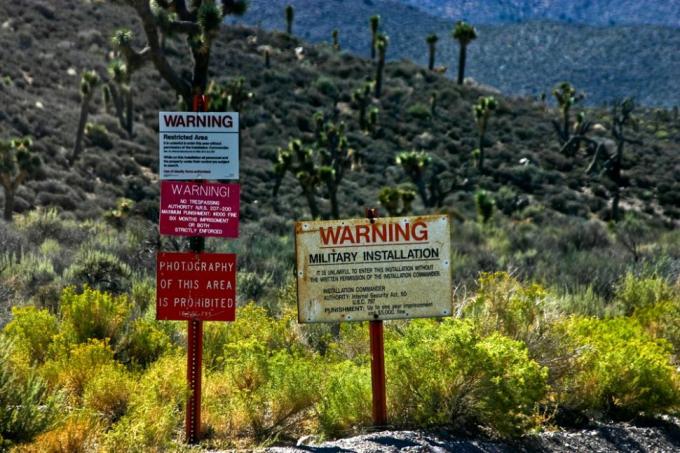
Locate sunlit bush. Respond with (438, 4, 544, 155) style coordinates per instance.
(63, 250, 132, 294)
(59, 286, 131, 345)
(3, 306, 58, 364)
(387, 319, 548, 436)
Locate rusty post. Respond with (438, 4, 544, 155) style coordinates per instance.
(185, 94, 208, 444)
(366, 208, 387, 427)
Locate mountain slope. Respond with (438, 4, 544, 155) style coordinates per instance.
(397, 0, 680, 27)
(235, 0, 680, 106)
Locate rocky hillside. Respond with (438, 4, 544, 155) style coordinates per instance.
(235, 0, 680, 106)
(1, 0, 679, 227)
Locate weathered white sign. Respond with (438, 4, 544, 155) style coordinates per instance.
(295, 215, 452, 323)
(158, 112, 239, 180)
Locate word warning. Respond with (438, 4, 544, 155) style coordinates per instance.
(159, 111, 239, 180)
(159, 181, 240, 238)
(295, 215, 452, 323)
(156, 252, 237, 321)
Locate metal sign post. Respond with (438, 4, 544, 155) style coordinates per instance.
(366, 208, 387, 427)
(186, 94, 207, 444)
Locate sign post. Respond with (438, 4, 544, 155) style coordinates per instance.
(156, 95, 240, 445)
(295, 212, 452, 428)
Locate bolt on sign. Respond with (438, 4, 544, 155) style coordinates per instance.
(159, 181, 240, 238)
(159, 112, 239, 180)
(156, 252, 237, 321)
(295, 215, 452, 323)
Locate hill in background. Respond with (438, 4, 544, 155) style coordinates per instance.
(397, 0, 680, 27)
(234, 0, 680, 106)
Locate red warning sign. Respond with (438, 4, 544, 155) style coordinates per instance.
(159, 181, 239, 238)
(156, 252, 237, 321)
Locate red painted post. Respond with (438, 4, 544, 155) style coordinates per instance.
(366, 208, 387, 426)
(186, 318, 203, 443)
(186, 94, 208, 444)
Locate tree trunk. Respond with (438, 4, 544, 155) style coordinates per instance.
(375, 56, 384, 98)
(109, 83, 126, 130)
(72, 93, 92, 164)
(563, 107, 570, 143)
(359, 104, 366, 130)
(478, 132, 485, 173)
(428, 44, 435, 71)
(371, 34, 376, 60)
(3, 185, 14, 222)
(328, 181, 339, 220)
(611, 142, 623, 221)
(125, 86, 134, 137)
(457, 44, 467, 85)
(304, 189, 319, 219)
(415, 176, 429, 208)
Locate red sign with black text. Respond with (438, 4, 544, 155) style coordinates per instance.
(159, 181, 239, 238)
(156, 252, 237, 321)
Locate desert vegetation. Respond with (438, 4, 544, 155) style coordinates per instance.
(0, 0, 679, 451)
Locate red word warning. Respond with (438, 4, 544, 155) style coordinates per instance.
(156, 252, 237, 321)
(159, 181, 239, 238)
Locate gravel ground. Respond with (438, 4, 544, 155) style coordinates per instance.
(266, 417, 680, 452)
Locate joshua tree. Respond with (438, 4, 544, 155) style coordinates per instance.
(379, 185, 416, 216)
(475, 190, 495, 224)
(426, 33, 438, 71)
(370, 15, 380, 59)
(452, 21, 477, 85)
(351, 82, 373, 131)
(111, 0, 248, 107)
(206, 77, 253, 112)
(285, 5, 294, 35)
(368, 106, 380, 137)
(586, 98, 642, 221)
(332, 29, 340, 51)
(473, 96, 498, 172)
(552, 81, 585, 149)
(72, 70, 100, 164)
(396, 150, 455, 208)
(0, 138, 41, 221)
(274, 114, 360, 219)
(374, 34, 388, 98)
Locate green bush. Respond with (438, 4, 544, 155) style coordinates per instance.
(3, 306, 58, 364)
(117, 318, 173, 369)
(317, 361, 372, 437)
(59, 286, 131, 345)
(387, 319, 548, 436)
(406, 103, 431, 120)
(63, 250, 132, 295)
(83, 365, 134, 424)
(0, 337, 59, 446)
(556, 316, 680, 417)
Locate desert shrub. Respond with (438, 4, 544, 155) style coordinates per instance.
(237, 271, 274, 303)
(613, 273, 676, 316)
(59, 286, 131, 345)
(117, 318, 172, 369)
(13, 413, 101, 453)
(63, 250, 132, 294)
(317, 361, 372, 437)
(387, 319, 548, 436)
(462, 272, 547, 342)
(406, 103, 431, 120)
(313, 76, 338, 98)
(0, 252, 57, 300)
(3, 306, 59, 364)
(551, 286, 609, 318)
(82, 365, 134, 424)
(41, 339, 117, 401)
(556, 316, 680, 417)
(84, 123, 113, 150)
(209, 345, 321, 443)
(0, 337, 59, 446)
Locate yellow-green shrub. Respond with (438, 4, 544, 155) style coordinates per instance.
(59, 286, 131, 345)
(41, 339, 117, 400)
(556, 316, 680, 417)
(0, 337, 60, 446)
(317, 361, 372, 437)
(13, 412, 102, 453)
(614, 273, 677, 316)
(83, 365, 135, 424)
(117, 318, 173, 369)
(3, 306, 58, 364)
(463, 272, 547, 341)
(210, 342, 320, 442)
(387, 319, 548, 436)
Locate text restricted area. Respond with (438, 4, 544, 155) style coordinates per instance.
(295, 215, 452, 322)
(159, 112, 239, 180)
(159, 181, 240, 238)
(156, 252, 237, 321)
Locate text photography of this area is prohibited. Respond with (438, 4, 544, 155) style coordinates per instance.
(296, 214, 453, 323)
